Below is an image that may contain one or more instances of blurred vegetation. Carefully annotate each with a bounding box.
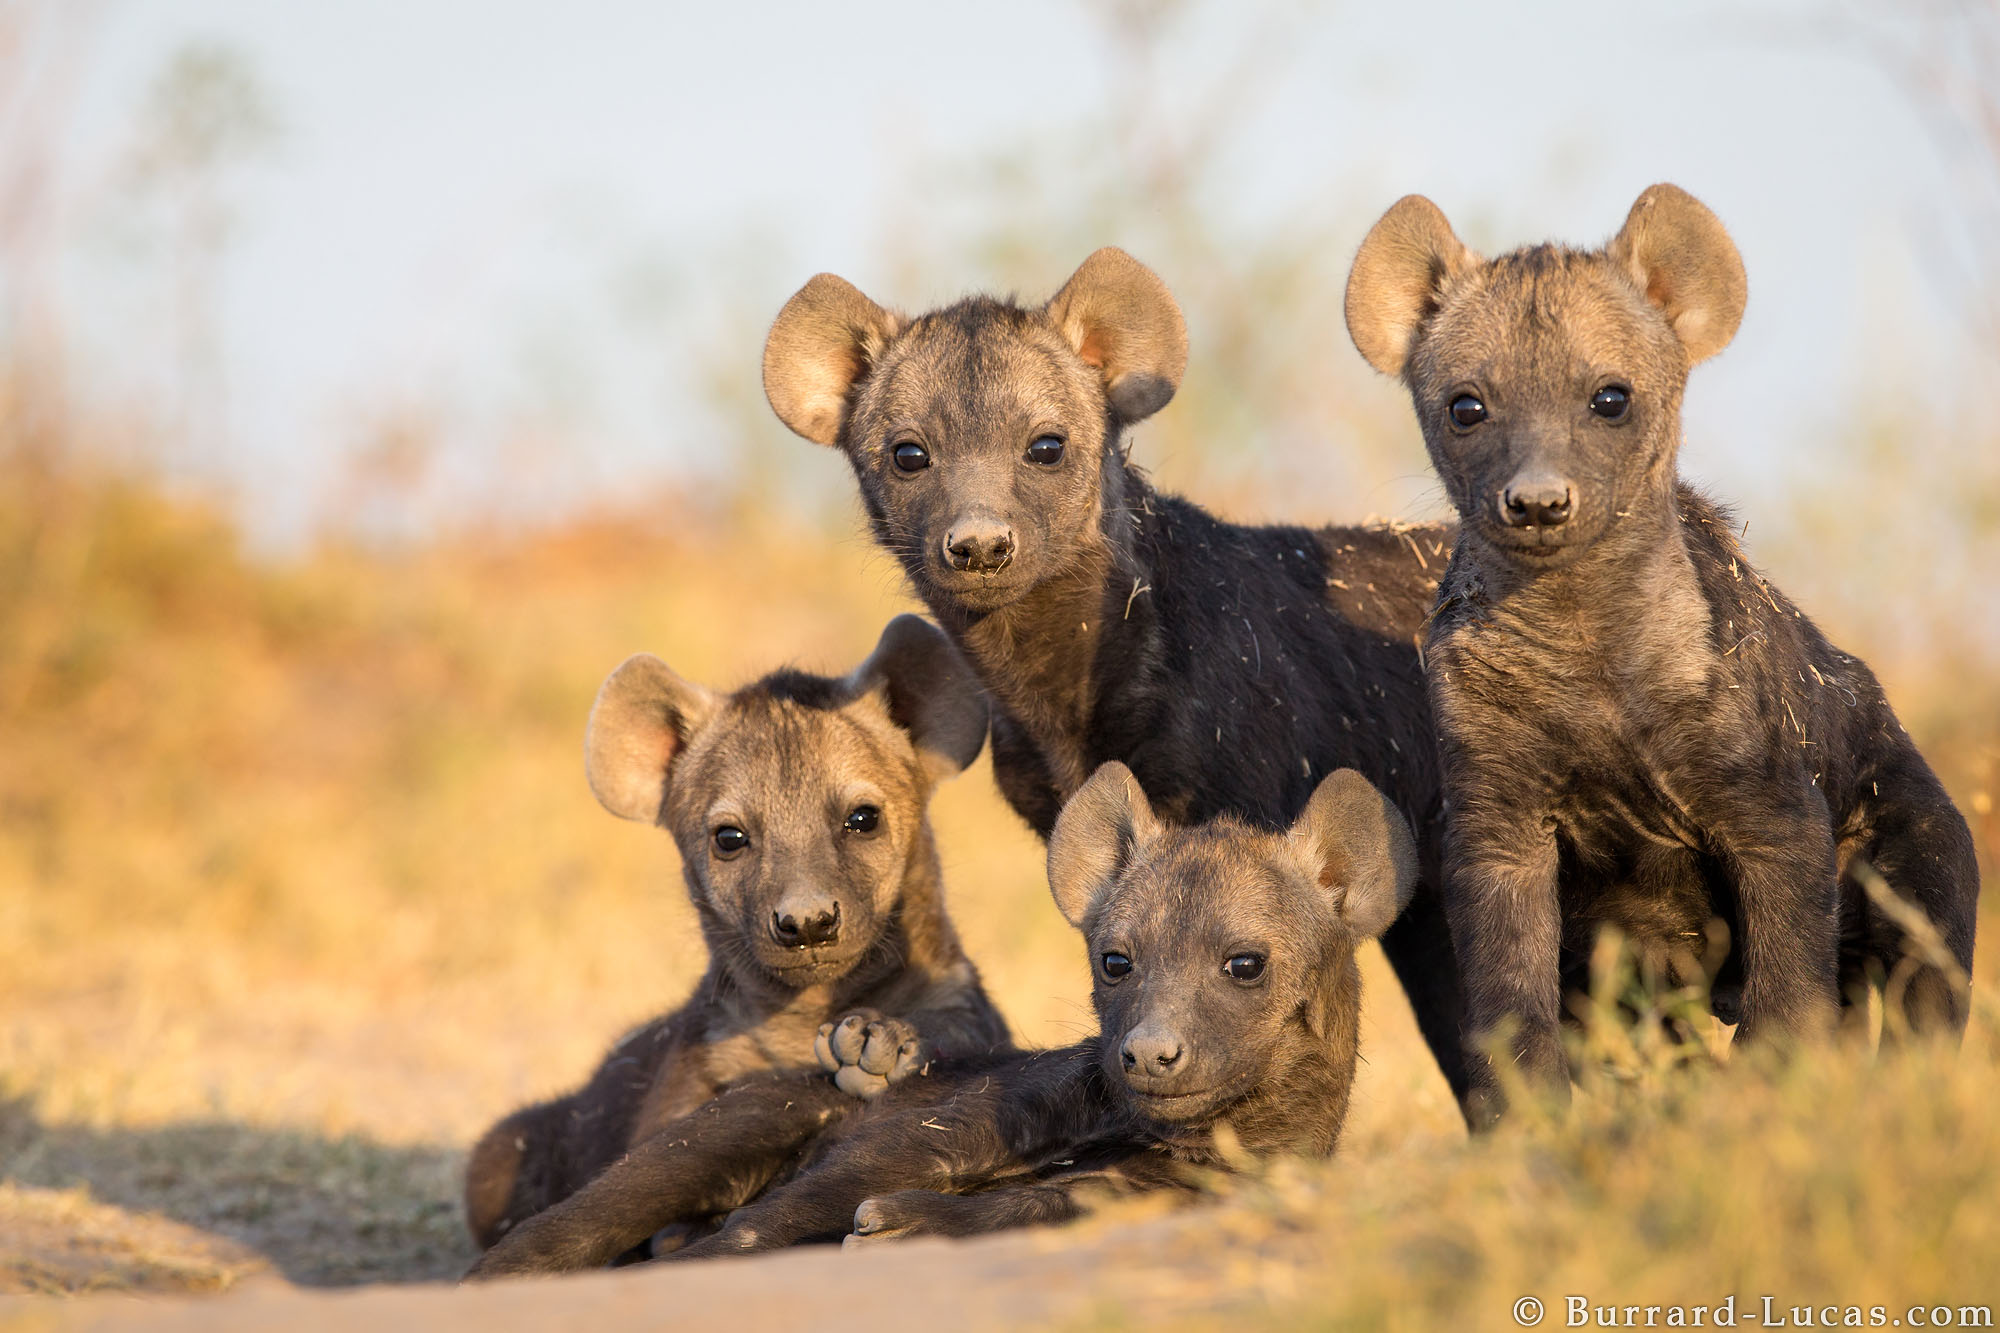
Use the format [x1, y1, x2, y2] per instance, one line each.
[0, 0, 1997, 1317]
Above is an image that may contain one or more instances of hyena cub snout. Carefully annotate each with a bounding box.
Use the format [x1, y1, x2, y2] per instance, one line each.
[1047, 761, 1420, 1129]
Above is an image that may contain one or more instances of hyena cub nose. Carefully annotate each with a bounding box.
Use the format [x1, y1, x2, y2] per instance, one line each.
[1119, 1026, 1185, 1079]
[1501, 473, 1574, 529]
[771, 899, 840, 948]
[942, 518, 1015, 574]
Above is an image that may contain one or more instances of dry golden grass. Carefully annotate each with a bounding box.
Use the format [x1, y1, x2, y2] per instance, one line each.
[0, 444, 1994, 1321]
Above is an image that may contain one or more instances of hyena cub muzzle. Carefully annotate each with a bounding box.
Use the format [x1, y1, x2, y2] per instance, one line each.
[462, 614, 1010, 1259]
[655, 759, 1419, 1255]
[1347, 183, 1979, 1123]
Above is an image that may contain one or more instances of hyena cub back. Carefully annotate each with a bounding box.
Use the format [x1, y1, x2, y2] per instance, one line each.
[1347, 184, 1978, 1120]
[464, 614, 1010, 1248]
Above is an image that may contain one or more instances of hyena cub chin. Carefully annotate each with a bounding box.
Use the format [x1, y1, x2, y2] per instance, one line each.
[463, 615, 1010, 1250]
[659, 761, 1417, 1255]
[1347, 184, 1979, 1122]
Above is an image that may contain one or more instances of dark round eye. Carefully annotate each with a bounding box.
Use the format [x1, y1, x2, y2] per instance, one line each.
[1449, 395, 1488, 428]
[1224, 954, 1266, 982]
[1100, 952, 1132, 980]
[1589, 386, 1630, 421]
[1025, 435, 1065, 466]
[842, 805, 880, 834]
[713, 825, 748, 856]
[892, 442, 930, 472]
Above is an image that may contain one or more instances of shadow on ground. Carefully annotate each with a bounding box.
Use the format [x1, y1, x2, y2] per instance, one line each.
[0, 1096, 473, 1290]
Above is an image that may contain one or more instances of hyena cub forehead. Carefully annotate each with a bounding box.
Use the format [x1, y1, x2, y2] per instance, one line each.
[853, 299, 1112, 460]
[1410, 245, 1689, 402]
[666, 675, 926, 834]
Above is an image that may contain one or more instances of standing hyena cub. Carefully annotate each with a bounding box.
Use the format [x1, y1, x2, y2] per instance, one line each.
[1345, 184, 1978, 1121]
[464, 615, 1010, 1248]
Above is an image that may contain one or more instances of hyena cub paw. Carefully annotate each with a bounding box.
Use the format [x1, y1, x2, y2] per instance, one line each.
[814, 1011, 926, 1098]
[842, 1190, 955, 1246]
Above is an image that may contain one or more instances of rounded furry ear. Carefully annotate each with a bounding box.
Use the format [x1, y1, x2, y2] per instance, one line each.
[1046, 762, 1162, 929]
[763, 273, 905, 446]
[1606, 183, 1746, 365]
[585, 655, 719, 823]
[1288, 769, 1418, 940]
[1345, 195, 1478, 378]
[1042, 248, 1188, 424]
[846, 615, 989, 782]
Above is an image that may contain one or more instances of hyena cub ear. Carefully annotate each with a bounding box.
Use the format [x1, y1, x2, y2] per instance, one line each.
[1287, 769, 1418, 940]
[1606, 183, 1747, 365]
[1046, 761, 1163, 928]
[584, 655, 720, 823]
[845, 614, 990, 782]
[763, 273, 906, 446]
[1043, 248, 1189, 424]
[1345, 195, 1480, 378]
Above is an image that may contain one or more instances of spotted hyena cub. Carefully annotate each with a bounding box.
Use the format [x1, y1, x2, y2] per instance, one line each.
[652, 760, 1420, 1255]
[463, 615, 1011, 1249]
[1346, 183, 1978, 1122]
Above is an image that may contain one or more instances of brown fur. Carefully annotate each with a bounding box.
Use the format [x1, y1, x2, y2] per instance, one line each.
[760, 250, 1478, 1123]
[1347, 185, 1977, 1123]
[462, 616, 1010, 1248]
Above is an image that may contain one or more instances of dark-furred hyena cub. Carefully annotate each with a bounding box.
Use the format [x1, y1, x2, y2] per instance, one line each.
[643, 760, 1415, 1259]
[764, 248, 1475, 1122]
[463, 615, 1010, 1249]
[1346, 184, 1979, 1121]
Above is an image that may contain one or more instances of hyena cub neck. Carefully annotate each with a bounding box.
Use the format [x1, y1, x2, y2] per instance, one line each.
[463, 615, 1009, 1250]
[1348, 184, 1979, 1121]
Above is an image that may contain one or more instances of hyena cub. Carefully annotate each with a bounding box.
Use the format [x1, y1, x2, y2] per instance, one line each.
[763, 248, 1474, 1121]
[463, 615, 1010, 1249]
[657, 760, 1419, 1256]
[1346, 184, 1979, 1120]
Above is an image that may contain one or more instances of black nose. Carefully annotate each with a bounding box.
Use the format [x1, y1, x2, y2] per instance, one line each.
[942, 522, 1015, 574]
[1120, 1033, 1184, 1076]
[1500, 480, 1574, 528]
[772, 902, 840, 948]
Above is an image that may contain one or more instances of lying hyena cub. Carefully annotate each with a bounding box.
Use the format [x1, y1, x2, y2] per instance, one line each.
[764, 248, 1476, 1123]
[463, 615, 1010, 1251]
[652, 760, 1419, 1255]
[1346, 184, 1979, 1121]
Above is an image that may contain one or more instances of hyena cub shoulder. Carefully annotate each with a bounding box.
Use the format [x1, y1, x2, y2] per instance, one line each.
[1347, 184, 1979, 1121]
[464, 615, 1011, 1248]
[665, 760, 1418, 1255]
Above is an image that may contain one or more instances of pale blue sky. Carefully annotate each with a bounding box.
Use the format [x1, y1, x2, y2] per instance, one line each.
[35, 0, 1985, 542]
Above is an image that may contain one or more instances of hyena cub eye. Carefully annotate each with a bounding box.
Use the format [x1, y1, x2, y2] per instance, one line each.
[892, 441, 930, 472]
[1100, 951, 1132, 979]
[1025, 434, 1065, 466]
[713, 825, 749, 857]
[1448, 394, 1488, 429]
[1588, 385, 1631, 421]
[1223, 953, 1266, 983]
[842, 805, 881, 835]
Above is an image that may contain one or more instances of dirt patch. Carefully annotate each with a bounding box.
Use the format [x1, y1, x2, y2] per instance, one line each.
[0, 1185, 268, 1297]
